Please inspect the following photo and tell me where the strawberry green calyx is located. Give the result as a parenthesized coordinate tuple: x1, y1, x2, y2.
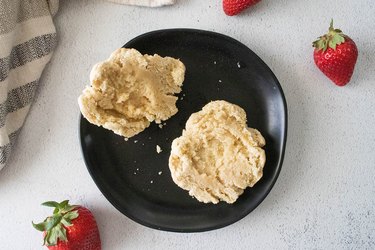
(313, 19, 346, 52)
(32, 200, 79, 246)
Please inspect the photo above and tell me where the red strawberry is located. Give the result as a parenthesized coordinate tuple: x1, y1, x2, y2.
(313, 20, 358, 86)
(223, 0, 261, 16)
(32, 200, 101, 250)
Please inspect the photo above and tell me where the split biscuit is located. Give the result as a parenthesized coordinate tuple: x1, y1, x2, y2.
(169, 100, 266, 204)
(78, 48, 185, 138)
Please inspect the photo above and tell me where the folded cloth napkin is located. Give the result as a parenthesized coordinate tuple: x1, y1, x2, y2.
(107, 0, 175, 7)
(0, 0, 175, 171)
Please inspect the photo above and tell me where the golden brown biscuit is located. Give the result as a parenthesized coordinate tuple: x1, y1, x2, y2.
(169, 100, 266, 204)
(78, 48, 185, 138)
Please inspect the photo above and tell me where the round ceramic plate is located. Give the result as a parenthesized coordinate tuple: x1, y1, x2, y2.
(80, 29, 287, 232)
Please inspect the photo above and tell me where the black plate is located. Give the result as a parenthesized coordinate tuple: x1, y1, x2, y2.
(80, 29, 287, 232)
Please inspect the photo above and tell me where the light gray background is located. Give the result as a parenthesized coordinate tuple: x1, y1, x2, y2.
(0, 0, 374, 249)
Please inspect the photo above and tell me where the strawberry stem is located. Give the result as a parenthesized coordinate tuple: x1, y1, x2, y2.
(32, 200, 79, 246)
(329, 19, 334, 31)
(313, 19, 345, 52)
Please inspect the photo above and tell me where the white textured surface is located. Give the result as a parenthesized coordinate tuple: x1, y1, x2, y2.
(1, 0, 375, 249)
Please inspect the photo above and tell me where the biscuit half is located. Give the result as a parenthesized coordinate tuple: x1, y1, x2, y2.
(169, 100, 266, 204)
(78, 48, 185, 138)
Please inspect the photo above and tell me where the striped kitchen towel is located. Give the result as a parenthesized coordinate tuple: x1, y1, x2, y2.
(0, 0, 58, 170)
(0, 0, 175, 171)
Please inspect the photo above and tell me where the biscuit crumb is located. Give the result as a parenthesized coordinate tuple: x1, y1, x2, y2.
(218, 80, 222, 83)
(124, 138, 129, 141)
(214, 61, 217, 64)
(134, 140, 138, 143)
(158, 171, 162, 175)
(150, 180, 153, 184)
(156, 145, 162, 154)
(159, 124, 163, 129)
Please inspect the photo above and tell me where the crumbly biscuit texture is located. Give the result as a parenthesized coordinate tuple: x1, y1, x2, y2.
(169, 100, 266, 204)
(78, 48, 185, 138)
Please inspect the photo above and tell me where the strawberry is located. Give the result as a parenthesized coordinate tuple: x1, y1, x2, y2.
(223, 0, 261, 16)
(313, 20, 358, 86)
(32, 200, 101, 250)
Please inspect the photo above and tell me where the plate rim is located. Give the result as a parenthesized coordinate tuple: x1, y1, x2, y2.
(79, 28, 288, 232)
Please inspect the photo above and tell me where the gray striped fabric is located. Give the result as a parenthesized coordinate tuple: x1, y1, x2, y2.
(0, 0, 59, 170)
